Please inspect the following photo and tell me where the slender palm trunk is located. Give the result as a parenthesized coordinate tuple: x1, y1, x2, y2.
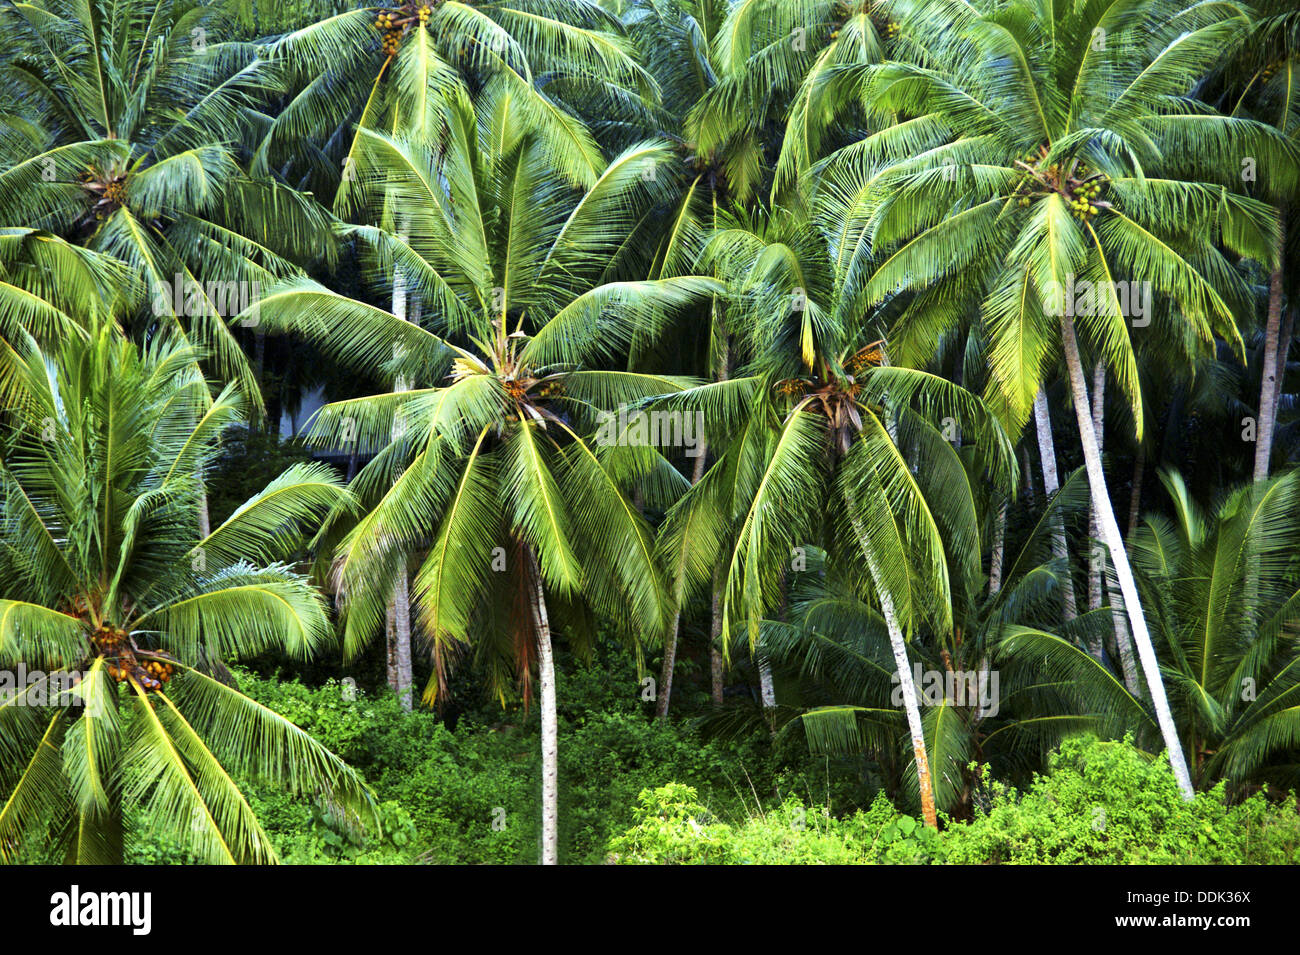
(988, 500, 1007, 596)
(1089, 364, 1140, 681)
(1106, 572, 1141, 695)
(846, 495, 938, 827)
(1087, 362, 1106, 616)
(253, 330, 266, 432)
(879, 582, 938, 828)
(1033, 388, 1077, 621)
(1019, 444, 1036, 505)
(388, 232, 413, 710)
(197, 483, 211, 539)
(657, 446, 709, 719)
(1254, 217, 1287, 483)
(1274, 306, 1293, 424)
(756, 577, 778, 716)
(1127, 447, 1144, 539)
(385, 601, 399, 691)
(525, 548, 559, 865)
(392, 572, 413, 712)
(710, 566, 725, 706)
(1059, 313, 1195, 799)
(1084, 363, 1113, 665)
(756, 646, 776, 710)
(708, 293, 730, 709)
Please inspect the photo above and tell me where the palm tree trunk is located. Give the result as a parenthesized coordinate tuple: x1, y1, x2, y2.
(253, 330, 266, 433)
(1127, 447, 1144, 539)
(656, 446, 709, 719)
(1274, 305, 1293, 423)
(710, 566, 725, 706)
(385, 601, 398, 691)
(846, 497, 938, 828)
(1019, 444, 1036, 505)
(1087, 362, 1106, 616)
(756, 646, 776, 709)
(988, 500, 1007, 596)
(1106, 572, 1141, 696)
(1254, 216, 1286, 483)
(525, 548, 559, 865)
(387, 226, 413, 710)
(197, 482, 211, 539)
(392, 571, 413, 712)
(1058, 313, 1195, 800)
(1033, 388, 1077, 621)
(879, 581, 938, 828)
(1089, 364, 1140, 681)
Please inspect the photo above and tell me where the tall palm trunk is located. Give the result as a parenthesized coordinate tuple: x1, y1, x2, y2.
(1106, 572, 1141, 695)
(385, 601, 399, 690)
(846, 496, 937, 827)
(525, 547, 559, 865)
(1059, 314, 1195, 800)
(388, 229, 413, 710)
(710, 565, 725, 706)
(1274, 306, 1293, 424)
(1254, 217, 1287, 483)
(756, 645, 776, 710)
(1127, 447, 1144, 538)
(657, 447, 709, 719)
(708, 282, 730, 709)
(1033, 388, 1077, 621)
(391, 574, 413, 712)
(1088, 364, 1141, 683)
(1019, 444, 1036, 505)
(197, 483, 211, 539)
(1087, 362, 1106, 616)
(988, 500, 1007, 596)
(878, 579, 938, 828)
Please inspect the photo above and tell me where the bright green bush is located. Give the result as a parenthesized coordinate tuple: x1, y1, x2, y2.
(608, 737, 1300, 865)
(608, 784, 941, 864)
(943, 736, 1300, 864)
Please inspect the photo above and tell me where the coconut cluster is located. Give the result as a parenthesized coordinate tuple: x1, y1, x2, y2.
(375, 4, 435, 56)
(92, 625, 176, 691)
(1069, 177, 1104, 221)
(1012, 149, 1109, 222)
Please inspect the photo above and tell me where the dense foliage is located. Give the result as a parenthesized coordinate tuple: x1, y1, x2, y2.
(1, 0, 1298, 864)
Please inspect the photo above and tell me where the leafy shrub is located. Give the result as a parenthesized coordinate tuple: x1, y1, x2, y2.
(608, 737, 1300, 865)
(608, 785, 940, 864)
(942, 735, 1300, 864)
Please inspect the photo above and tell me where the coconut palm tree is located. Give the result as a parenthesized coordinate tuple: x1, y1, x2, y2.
(834, 0, 1298, 798)
(254, 0, 656, 197)
(0, 0, 334, 407)
(0, 323, 371, 864)
(1129, 468, 1300, 790)
(1206, 3, 1299, 482)
(765, 473, 1154, 818)
(654, 203, 1016, 826)
(248, 105, 719, 861)
(252, 0, 664, 708)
